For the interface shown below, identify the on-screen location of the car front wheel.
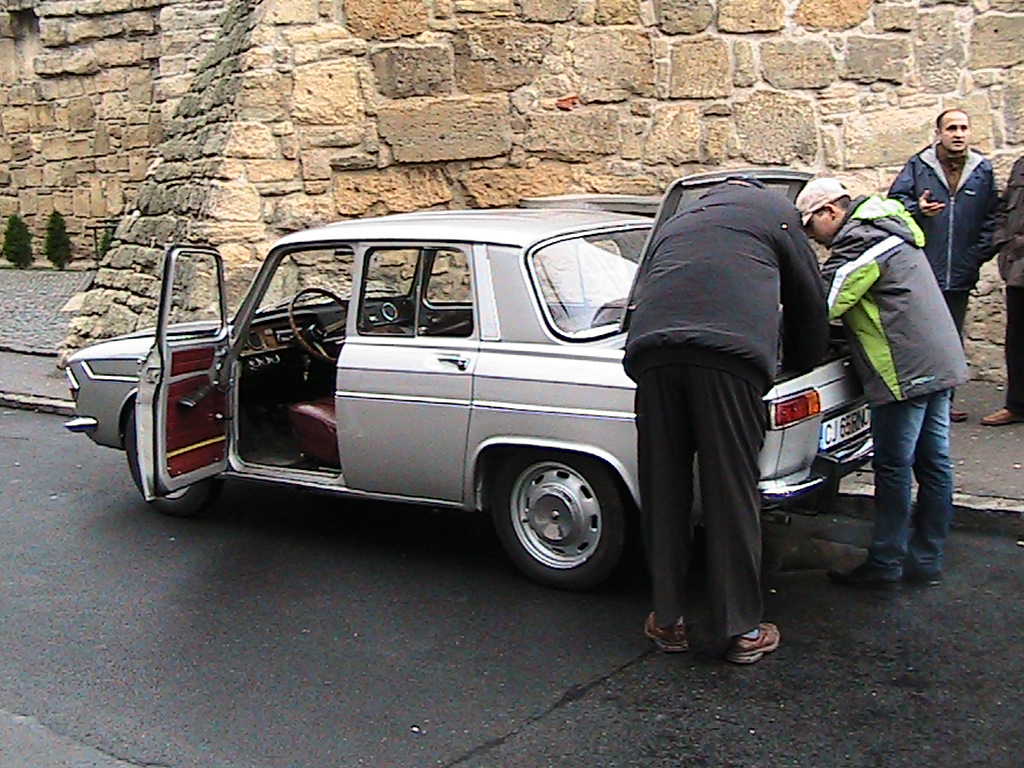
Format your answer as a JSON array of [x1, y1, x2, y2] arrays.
[[123, 410, 222, 518], [491, 451, 628, 591]]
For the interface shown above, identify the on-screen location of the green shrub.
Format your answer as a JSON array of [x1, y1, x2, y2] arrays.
[[97, 225, 115, 259], [2, 215, 32, 269], [44, 210, 72, 269]]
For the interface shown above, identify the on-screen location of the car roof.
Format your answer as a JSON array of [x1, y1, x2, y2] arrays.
[[272, 208, 650, 251]]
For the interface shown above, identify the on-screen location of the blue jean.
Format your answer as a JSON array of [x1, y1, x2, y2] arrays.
[[868, 389, 954, 577]]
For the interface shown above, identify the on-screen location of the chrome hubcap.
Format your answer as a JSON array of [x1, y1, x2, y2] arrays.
[[510, 461, 602, 570]]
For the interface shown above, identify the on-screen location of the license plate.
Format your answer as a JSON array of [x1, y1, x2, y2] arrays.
[[819, 405, 870, 450]]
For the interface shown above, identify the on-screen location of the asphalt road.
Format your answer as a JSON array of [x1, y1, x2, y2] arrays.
[[2, 408, 1023, 768]]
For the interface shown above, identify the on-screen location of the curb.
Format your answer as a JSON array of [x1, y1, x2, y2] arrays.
[[835, 486, 1024, 537], [0, 391, 74, 417]]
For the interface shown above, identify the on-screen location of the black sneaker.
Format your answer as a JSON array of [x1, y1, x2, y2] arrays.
[[903, 569, 942, 587], [827, 561, 900, 589]]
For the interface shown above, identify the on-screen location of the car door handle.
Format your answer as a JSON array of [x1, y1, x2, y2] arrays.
[[437, 355, 470, 371], [178, 382, 212, 408]]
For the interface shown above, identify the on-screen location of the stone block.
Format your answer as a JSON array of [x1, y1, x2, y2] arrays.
[[345, 0, 429, 40], [915, 10, 965, 92], [522, 0, 575, 21], [1, 107, 32, 134], [1005, 68, 1024, 144], [843, 106, 934, 168], [970, 14, 1024, 69], [41, 136, 91, 161], [206, 180, 263, 221], [94, 39, 146, 68], [371, 44, 453, 98], [292, 59, 365, 125], [718, 0, 784, 32], [794, 0, 872, 30], [761, 40, 836, 89], [643, 104, 701, 164], [458, 163, 574, 207], [454, 0, 514, 12], [843, 36, 910, 84], [68, 97, 97, 131], [333, 166, 453, 215], [874, 3, 917, 31], [454, 23, 551, 93], [594, 0, 641, 25], [655, 0, 713, 34], [300, 150, 333, 181], [668, 38, 732, 99], [298, 125, 366, 148], [570, 29, 654, 103], [267, 0, 318, 24], [732, 40, 756, 87], [524, 108, 621, 161], [34, 50, 100, 76], [734, 91, 817, 164], [225, 122, 279, 158], [236, 71, 292, 121], [378, 95, 511, 162], [701, 117, 737, 163], [270, 194, 339, 232], [246, 160, 301, 184]]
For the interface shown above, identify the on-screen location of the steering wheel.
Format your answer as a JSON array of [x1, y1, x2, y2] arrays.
[[287, 287, 347, 364]]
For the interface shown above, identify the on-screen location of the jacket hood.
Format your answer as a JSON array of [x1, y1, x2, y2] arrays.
[[838, 195, 925, 251]]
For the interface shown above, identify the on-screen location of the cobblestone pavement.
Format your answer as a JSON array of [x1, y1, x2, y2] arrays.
[[0, 268, 95, 355]]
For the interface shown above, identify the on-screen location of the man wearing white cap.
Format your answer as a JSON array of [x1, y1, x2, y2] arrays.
[[796, 178, 968, 588]]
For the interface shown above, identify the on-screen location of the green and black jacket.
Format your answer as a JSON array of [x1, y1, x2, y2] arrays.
[[822, 195, 968, 406]]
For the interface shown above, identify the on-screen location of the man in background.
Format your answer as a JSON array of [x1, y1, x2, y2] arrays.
[[981, 153, 1024, 427], [889, 108, 998, 422], [798, 178, 967, 589], [623, 178, 827, 663]]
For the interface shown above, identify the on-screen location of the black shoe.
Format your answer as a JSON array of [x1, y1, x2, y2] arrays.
[[903, 569, 942, 587], [827, 561, 900, 589]]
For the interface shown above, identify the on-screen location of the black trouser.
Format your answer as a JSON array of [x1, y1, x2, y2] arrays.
[[1005, 286, 1024, 415], [634, 364, 767, 641], [944, 290, 970, 407], [943, 289, 970, 338]]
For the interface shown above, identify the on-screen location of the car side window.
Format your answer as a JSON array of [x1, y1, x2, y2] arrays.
[[419, 248, 474, 338], [529, 229, 645, 338], [358, 246, 474, 338]]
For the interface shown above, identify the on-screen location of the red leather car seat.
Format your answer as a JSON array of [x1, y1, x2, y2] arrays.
[[287, 396, 340, 467]]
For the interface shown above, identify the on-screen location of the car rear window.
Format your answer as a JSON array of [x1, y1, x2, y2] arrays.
[[528, 227, 648, 340]]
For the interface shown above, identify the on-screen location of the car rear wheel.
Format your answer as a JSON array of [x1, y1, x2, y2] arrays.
[[491, 451, 627, 591], [124, 410, 222, 518]]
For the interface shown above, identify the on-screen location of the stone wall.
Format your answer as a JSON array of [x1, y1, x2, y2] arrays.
[[2, 0, 1023, 379]]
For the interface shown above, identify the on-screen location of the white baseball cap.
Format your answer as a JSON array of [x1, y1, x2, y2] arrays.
[[795, 177, 850, 225]]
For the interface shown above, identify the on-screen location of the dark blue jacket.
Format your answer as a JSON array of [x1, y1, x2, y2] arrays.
[[888, 145, 998, 291]]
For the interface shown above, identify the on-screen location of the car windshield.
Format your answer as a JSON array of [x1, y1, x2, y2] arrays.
[[529, 228, 648, 339]]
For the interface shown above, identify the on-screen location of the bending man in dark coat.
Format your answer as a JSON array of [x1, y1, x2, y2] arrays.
[[623, 178, 828, 664]]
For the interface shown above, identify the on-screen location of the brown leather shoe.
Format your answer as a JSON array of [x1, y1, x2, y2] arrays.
[[981, 407, 1024, 426], [725, 622, 780, 664], [950, 407, 968, 423], [643, 612, 688, 653]]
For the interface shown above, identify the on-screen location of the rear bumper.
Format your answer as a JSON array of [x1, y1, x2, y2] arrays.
[[760, 436, 873, 508]]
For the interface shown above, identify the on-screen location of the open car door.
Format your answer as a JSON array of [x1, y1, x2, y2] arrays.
[[622, 168, 812, 331], [136, 245, 230, 499]]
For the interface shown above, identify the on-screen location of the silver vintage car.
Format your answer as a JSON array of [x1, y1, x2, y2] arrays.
[[65, 171, 871, 590]]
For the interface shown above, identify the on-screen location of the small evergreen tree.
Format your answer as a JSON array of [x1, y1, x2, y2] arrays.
[[2, 215, 32, 269], [97, 225, 115, 259], [44, 210, 72, 269]]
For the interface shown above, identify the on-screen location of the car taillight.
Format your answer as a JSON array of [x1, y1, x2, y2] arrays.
[[772, 389, 821, 428]]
